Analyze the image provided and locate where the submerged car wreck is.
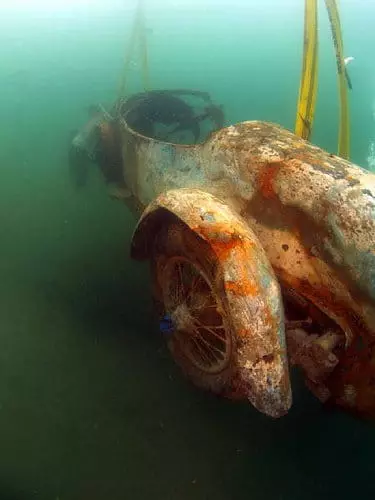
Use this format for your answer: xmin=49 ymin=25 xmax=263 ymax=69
xmin=70 ymin=89 xmax=375 ymax=419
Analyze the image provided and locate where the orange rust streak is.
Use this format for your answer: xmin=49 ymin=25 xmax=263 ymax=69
xmin=194 ymin=222 xmax=262 ymax=297
xmin=225 ymin=280 xmax=258 ymax=297
xmin=237 ymin=328 xmax=251 ymax=338
xmin=194 ymin=222 xmax=243 ymax=261
xmin=258 ymin=163 xmax=282 ymax=199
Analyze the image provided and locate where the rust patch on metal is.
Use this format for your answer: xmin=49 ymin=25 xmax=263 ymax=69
xmin=278 ymin=266 xmax=375 ymax=417
xmin=237 ymin=328 xmax=251 ymax=338
xmin=277 ymin=270 xmax=366 ymax=339
xmin=193 ymin=223 xmax=244 ymax=262
xmin=328 ymin=341 xmax=375 ymax=418
xmin=258 ymin=162 xmax=282 ymax=199
xmin=126 ymin=118 xmax=374 ymax=419
xmin=225 ymin=279 xmax=258 ymax=297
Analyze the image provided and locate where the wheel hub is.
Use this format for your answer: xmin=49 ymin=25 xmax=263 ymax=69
xmin=171 ymin=303 xmax=195 ymax=332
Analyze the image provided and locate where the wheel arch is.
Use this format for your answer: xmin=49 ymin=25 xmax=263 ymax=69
xmin=131 ymin=188 xmax=292 ymax=417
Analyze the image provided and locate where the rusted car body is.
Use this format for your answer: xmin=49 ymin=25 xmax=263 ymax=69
xmin=75 ymin=91 xmax=375 ymax=419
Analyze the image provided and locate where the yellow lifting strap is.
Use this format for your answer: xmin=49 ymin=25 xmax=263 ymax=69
xmin=295 ymin=0 xmax=318 ymax=142
xmin=118 ymin=0 xmax=150 ymax=98
xmin=324 ymin=0 xmax=350 ymax=159
xmin=295 ymin=0 xmax=350 ymax=160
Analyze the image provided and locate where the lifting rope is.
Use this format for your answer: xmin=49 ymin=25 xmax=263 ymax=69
xmin=295 ymin=0 xmax=318 ymax=142
xmin=118 ymin=0 xmax=150 ymax=99
xmin=324 ymin=0 xmax=350 ymax=159
xmin=295 ymin=0 xmax=350 ymax=159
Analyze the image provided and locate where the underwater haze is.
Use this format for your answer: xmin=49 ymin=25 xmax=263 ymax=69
xmin=0 ymin=0 xmax=375 ymax=499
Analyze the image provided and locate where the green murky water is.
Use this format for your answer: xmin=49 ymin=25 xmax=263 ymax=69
xmin=0 ymin=1 xmax=375 ymax=498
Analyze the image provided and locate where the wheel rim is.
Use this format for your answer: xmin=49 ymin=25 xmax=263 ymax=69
xmin=162 ymin=256 xmax=231 ymax=374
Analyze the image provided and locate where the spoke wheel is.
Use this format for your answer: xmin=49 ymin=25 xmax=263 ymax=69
xmin=150 ymin=220 xmax=239 ymax=396
xmin=163 ymin=256 xmax=231 ymax=374
xmin=148 ymin=216 xmax=291 ymax=417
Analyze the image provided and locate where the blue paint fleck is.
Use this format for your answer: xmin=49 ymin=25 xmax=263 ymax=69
xmin=201 ymin=212 xmax=216 ymax=223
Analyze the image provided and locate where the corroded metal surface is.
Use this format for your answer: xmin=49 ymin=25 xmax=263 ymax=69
xmin=132 ymin=189 xmax=291 ymax=417
xmin=122 ymin=117 xmax=375 ymax=418
xmin=286 ymin=328 xmax=342 ymax=402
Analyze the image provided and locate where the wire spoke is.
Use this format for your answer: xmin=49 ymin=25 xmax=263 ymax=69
xmin=177 ymin=262 xmax=186 ymax=298
xmin=193 ymin=318 xmax=228 ymax=344
xmin=190 ymin=293 xmax=216 ymax=314
xmin=189 ymin=335 xmax=214 ymax=365
xmin=164 ymin=256 xmax=231 ymax=372
xmin=195 ymin=330 xmax=225 ymax=359
xmin=187 ymin=273 xmax=202 ymax=302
